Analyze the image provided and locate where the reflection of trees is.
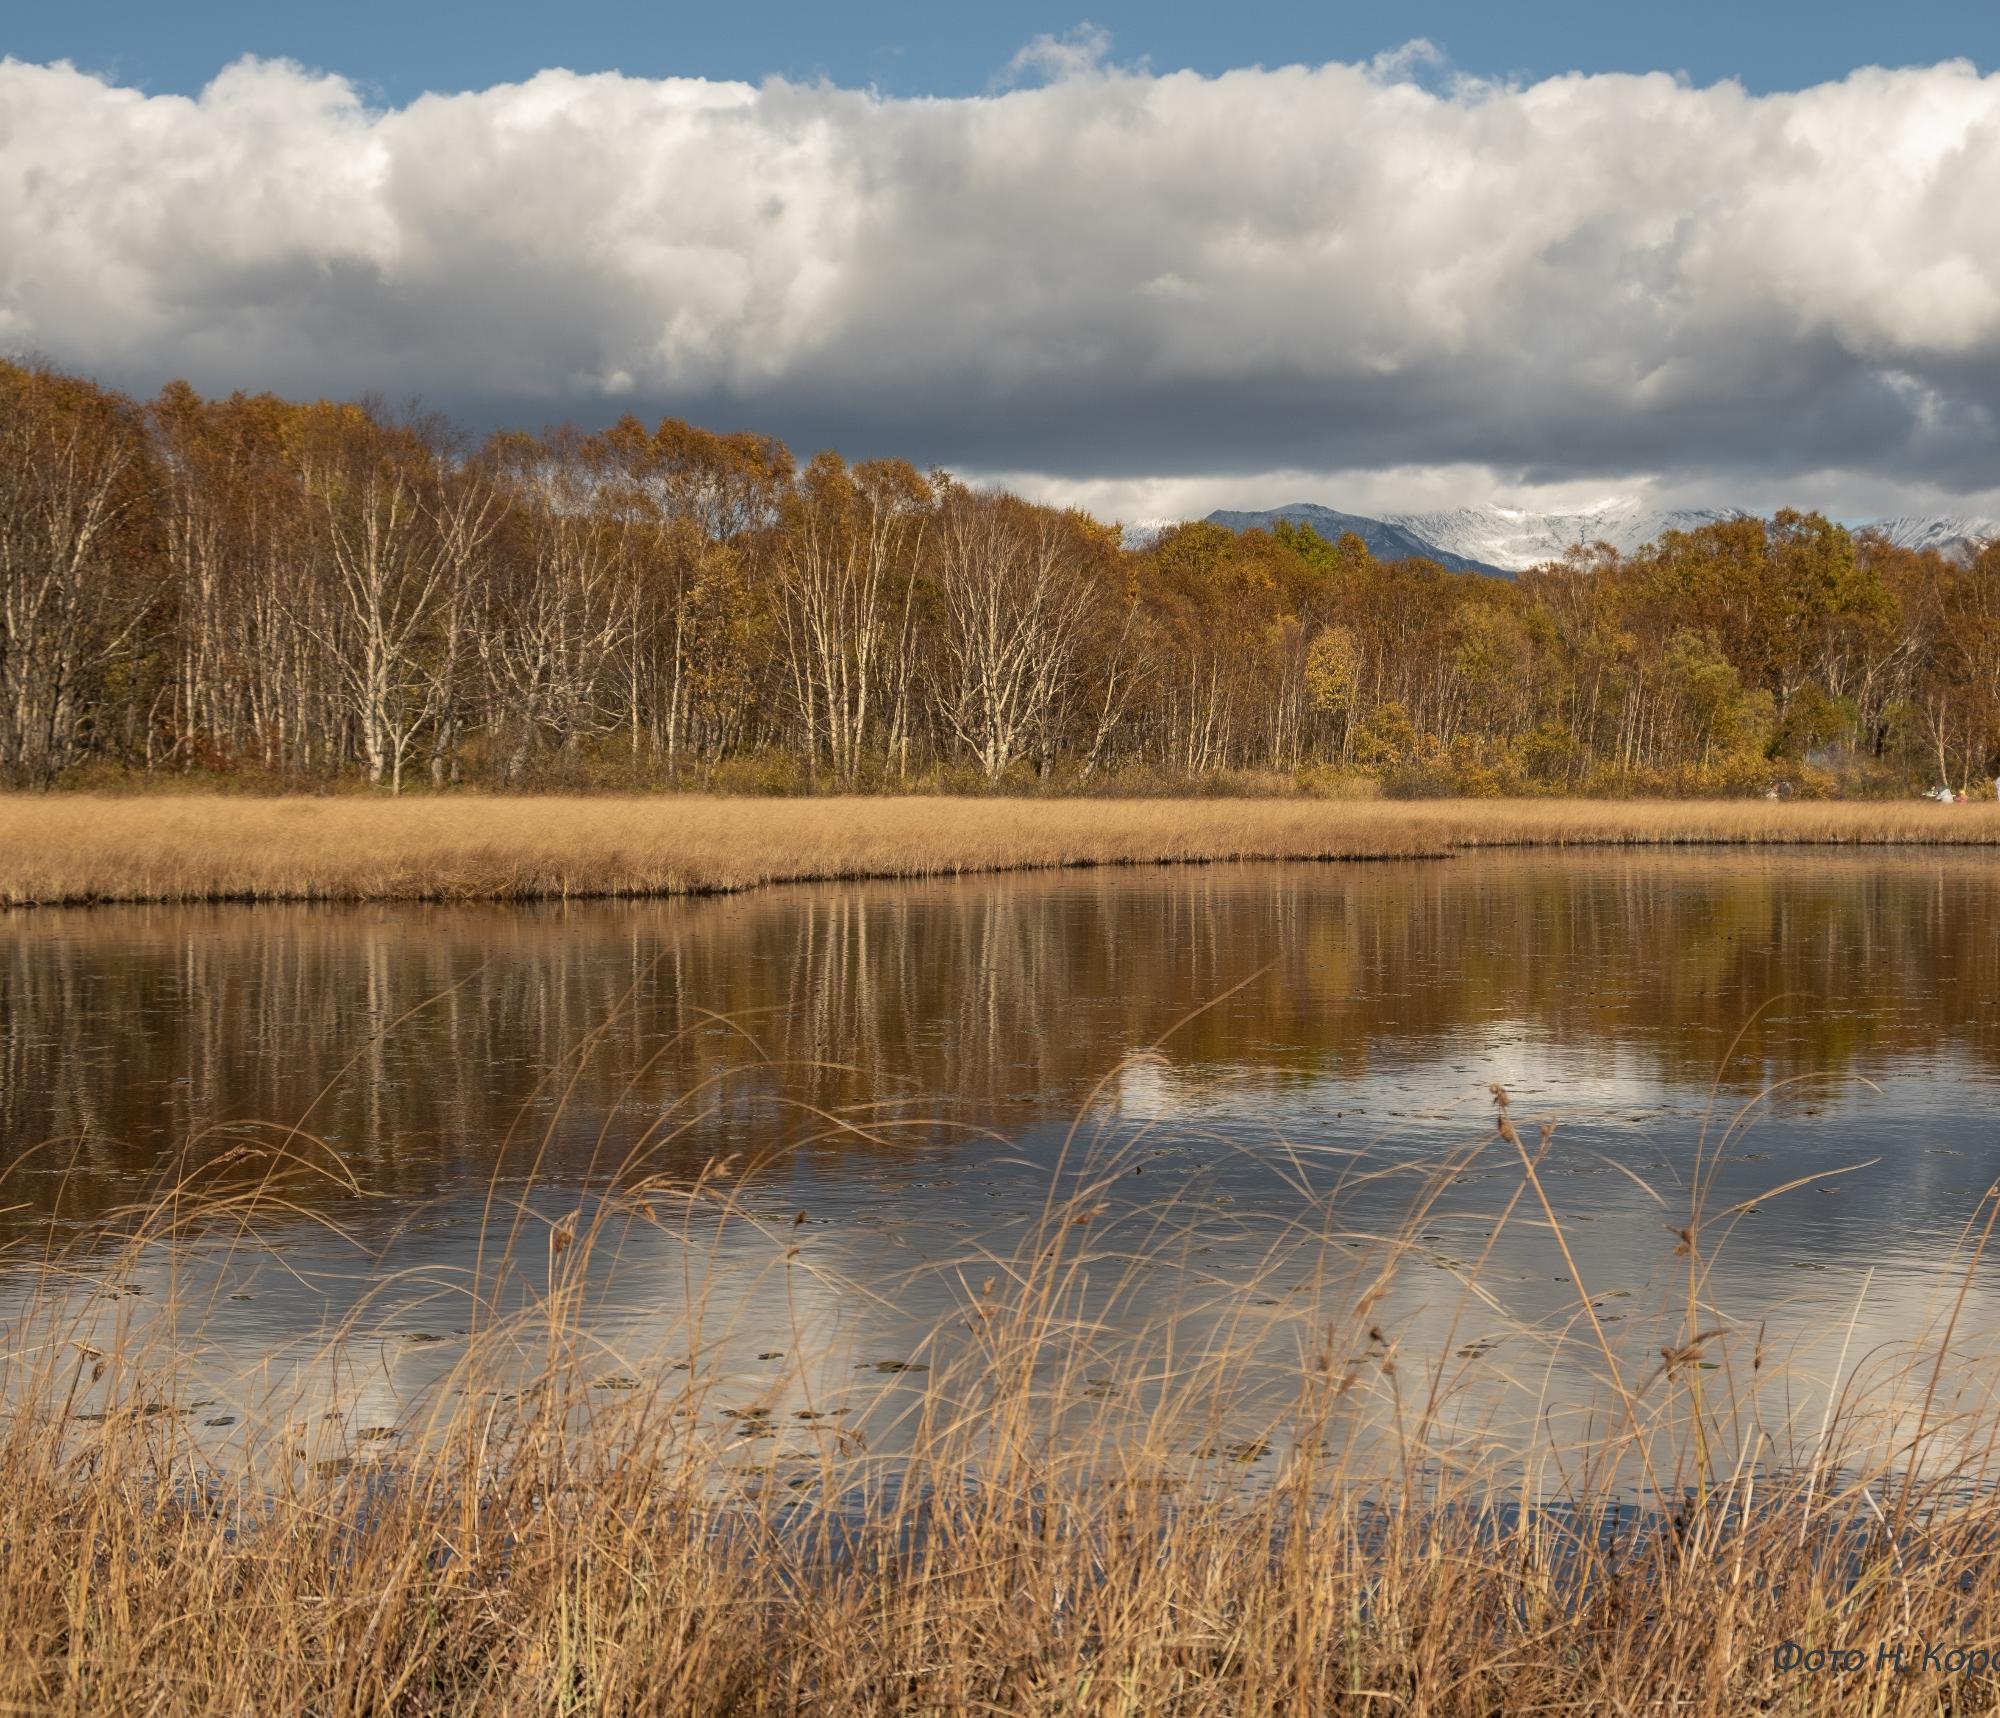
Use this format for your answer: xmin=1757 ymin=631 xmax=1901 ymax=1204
xmin=4 ymin=855 xmax=1997 ymax=1227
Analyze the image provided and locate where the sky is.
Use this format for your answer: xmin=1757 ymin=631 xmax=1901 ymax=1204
xmin=13 ymin=0 xmax=2000 ymax=105
xmin=5 ymin=3 xmax=2000 ymax=524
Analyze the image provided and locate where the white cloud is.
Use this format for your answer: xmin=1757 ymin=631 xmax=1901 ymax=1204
xmin=4 ymin=50 xmax=2000 ymax=513
xmin=971 ymin=463 xmax=1684 ymax=527
xmin=998 ymin=23 xmax=1120 ymax=89
xmin=979 ymin=463 xmax=2000 ymax=529
xmin=1364 ymin=38 xmax=1445 ymax=85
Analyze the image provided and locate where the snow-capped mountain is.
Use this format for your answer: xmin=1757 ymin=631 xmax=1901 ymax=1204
xmin=1203 ymin=504 xmax=1499 ymax=572
xmin=1863 ymin=515 xmax=1999 ymax=561
xmin=1376 ymin=504 xmax=1750 ymax=571
xmin=1200 ymin=501 xmax=1998 ymax=574
xmin=1204 ymin=500 xmax=1749 ymax=573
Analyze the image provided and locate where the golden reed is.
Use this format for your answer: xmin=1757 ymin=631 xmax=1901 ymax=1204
xmin=2 ymin=1065 xmax=1999 ymax=1713
xmin=6 ymin=793 xmax=2000 ymax=906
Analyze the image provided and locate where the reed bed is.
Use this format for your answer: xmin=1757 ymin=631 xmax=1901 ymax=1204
xmin=8 ymin=1060 xmax=2000 ymax=1715
xmin=6 ymin=793 xmax=2000 ymax=907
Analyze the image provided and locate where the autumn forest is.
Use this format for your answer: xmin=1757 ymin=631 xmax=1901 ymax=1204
xmin=5 ymin=357 xmax=1997 ymax=797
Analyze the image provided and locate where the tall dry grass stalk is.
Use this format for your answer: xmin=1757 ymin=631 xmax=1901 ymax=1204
xmin=6 ymin=1054 xmax=2000 ymax=1714
xmin=6 ymin=793 xmax=2000 ymax=906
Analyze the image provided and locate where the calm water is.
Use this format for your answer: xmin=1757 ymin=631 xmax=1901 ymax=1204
xmin=7 ymin=852 xmax=2000 ymax=1480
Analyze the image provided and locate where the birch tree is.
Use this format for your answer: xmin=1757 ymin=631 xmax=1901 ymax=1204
xmin=0 ymin=365 xmax=159 ymax=784
xmin=771 ymin=454 xmax=931 ymax=786
xmin=932 ymin=487 xmax=1107 ymax=782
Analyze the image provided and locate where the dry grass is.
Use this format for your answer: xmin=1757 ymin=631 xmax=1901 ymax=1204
xmin=6 ymin=793 xmax=2000 ymax=906
xmin=7 ymin=1066 xmax=2000 ymax=1714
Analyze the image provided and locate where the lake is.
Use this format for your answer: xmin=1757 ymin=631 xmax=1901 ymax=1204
xmin=7 ymin=851 xmax=2000 ymax=1491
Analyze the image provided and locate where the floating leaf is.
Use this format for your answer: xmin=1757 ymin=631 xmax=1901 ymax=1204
xmin=1197 ymin=1439 xmax=1270 ymax=1463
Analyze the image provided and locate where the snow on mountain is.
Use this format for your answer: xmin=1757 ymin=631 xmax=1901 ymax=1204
xmin=1376 ymin=503 xmax=1750 ymax=571
xmin=1202 ymin=504 xmax=1500 ymax=572
xmin=1200 ymin=501 xmax=1999 ymax=574
xmin=1201 ymin=500 xmax=1754 ymax=573
xmin=1862 ymin=515 xmax=1999 ymax=561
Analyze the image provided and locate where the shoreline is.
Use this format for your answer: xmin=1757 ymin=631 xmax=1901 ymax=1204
xmin=6 ymin=793 xmax=2000 ymax=909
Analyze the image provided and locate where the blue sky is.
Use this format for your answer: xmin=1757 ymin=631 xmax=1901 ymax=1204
xmin=6 ymin=7 xmax=2000 ymax=523
xmin=10 ymin=0 xmax=1995 ymax=103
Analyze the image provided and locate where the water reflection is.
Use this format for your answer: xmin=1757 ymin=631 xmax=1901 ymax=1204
xmin=6 ymin=853 xmax=2000 ymax=1488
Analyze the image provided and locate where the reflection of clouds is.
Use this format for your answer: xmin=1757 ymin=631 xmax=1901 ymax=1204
xmin=11 ymin=858 xmax=2000 ymax=1491
xmin=1113 ymin=1025 xmax=1685 ymax=1129
xmin=1107 ymin=1036 xmax=2000 ymax=1488
xmin=1114 ymin=1014 xmax=1932 ymax=1136
xmin=13 ymin=853 xmax=2000 ymax=1230
xmin=9 ymin=1192 xmax=973 ymax=1462
xmin=1110 ymin=1053 xmax=1176 ymax=1121
xmin=19 ymin=1133 xmax=2000 ymax=1495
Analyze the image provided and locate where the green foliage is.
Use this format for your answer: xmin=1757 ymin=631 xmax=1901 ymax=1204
xmin=1269 ymin=518 xmax=1370 ymax=576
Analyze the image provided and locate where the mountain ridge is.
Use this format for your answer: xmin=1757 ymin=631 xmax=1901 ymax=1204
xmin=1202 ymin=504 xmax=1498 ymax=572
xmin=1196 ymin=502 xmax=1998 ymax=574
xmin=1864 ymin=515 xmax=2000 ymax=562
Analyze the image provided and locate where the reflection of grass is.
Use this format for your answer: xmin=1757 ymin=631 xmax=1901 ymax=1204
xmin=7 ymin=793 xmax=2000 ymax=905
xmin=6 ymin=1065 xmax=2000 ymax=1714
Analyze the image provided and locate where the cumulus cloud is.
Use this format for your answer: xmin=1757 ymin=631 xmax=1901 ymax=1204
xmin=999 ymin=24 xmax=1121 ymax=89
xmin=4 ymin=49 xmax=2000 ymax=513
xmin=975 ymin=463 xmax=2000 ymax=530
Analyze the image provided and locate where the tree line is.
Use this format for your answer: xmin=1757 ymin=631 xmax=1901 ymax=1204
xmin=4 ymin=358 xmax=1997 ymax=795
